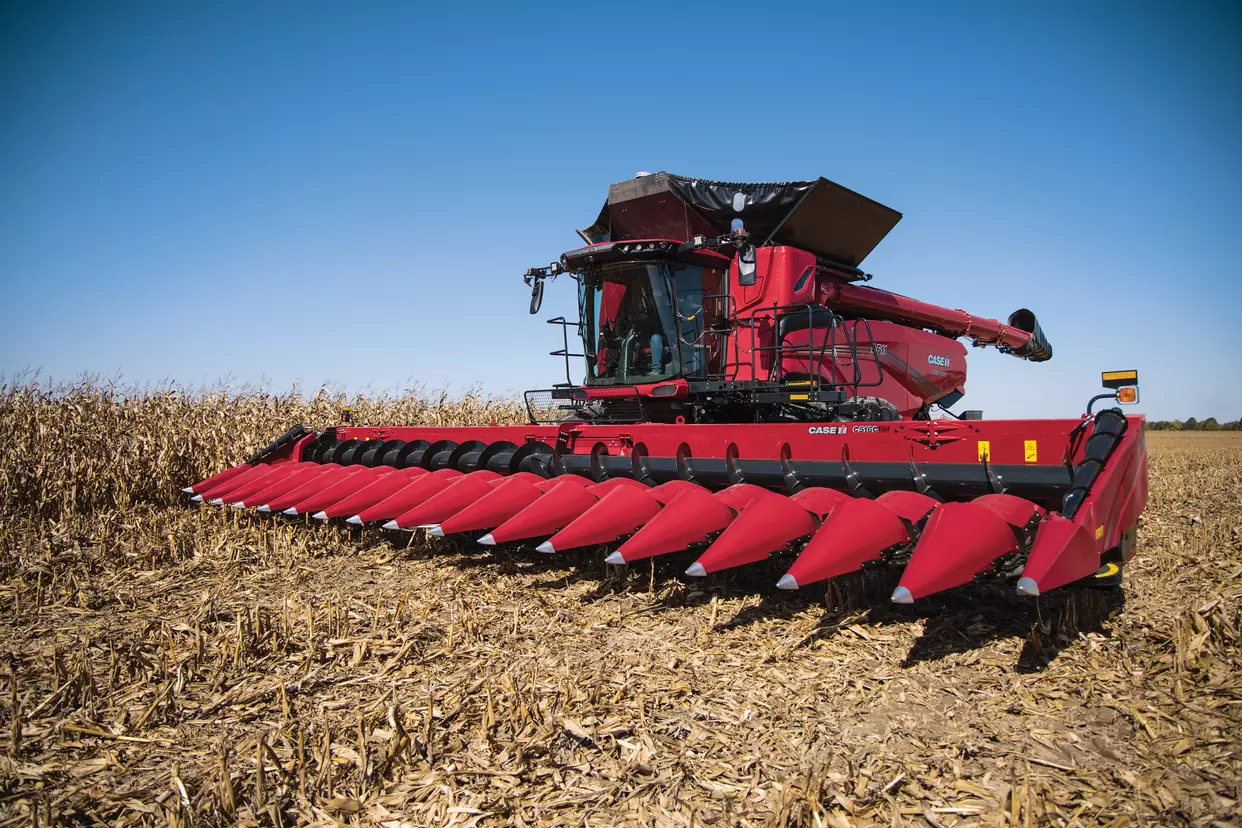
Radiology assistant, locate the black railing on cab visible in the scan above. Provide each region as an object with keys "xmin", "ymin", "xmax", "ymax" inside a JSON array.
[
  {"xmin": 544, "ymin": 316, "xmax": 585, "ymax": 387},
  {"xmin": 697, "ymin": 293, "xmax": 740, "ymax": 382}
]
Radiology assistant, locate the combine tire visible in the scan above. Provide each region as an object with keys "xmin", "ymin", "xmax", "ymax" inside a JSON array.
[
  {"xmin": 1079, "ymin": 521, "xmax": 1137, "ymax": 590},
  {"xmin": 1086, "ymin": 559, "xmax": 1124, "ymax": 589},
  {"xmin": 846, "ymin": 396, "xmax": 900, "ymax": 422}
]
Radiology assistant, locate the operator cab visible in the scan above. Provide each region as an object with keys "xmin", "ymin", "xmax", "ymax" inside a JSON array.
[{"xmin": 581, "ymin": 254, "xmax": 726, "ymax": 385}]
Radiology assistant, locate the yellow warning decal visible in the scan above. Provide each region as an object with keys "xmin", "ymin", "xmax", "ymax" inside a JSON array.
[
  {"xmin": 1094, "ymin": 562, "xmax": 1120, "ymax": 578},
  {"xmin": 977, "ymin": 441, "xmax": 991, "ymax": 461},
  {"xmin": 1095, "ymin": 525, "xmax": 1105, "ymax": 539},
  {"xmin": 1024, "ymin": 440, "xmax": 1038, "ymax": 462},
  {"xmin": 1101, "ymin": 370, "xmax": 1138, "ymax": 383}
]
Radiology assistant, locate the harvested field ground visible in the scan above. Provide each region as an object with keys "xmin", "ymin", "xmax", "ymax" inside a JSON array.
[{"xmin": 0, "ymin": 389, "xmax": 1239, "ymax": 826}]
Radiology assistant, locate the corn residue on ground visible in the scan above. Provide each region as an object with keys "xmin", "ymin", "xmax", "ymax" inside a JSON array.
[{"xmin": 0, "ymin": 385, "xmax": 1239, "ymax": 826}]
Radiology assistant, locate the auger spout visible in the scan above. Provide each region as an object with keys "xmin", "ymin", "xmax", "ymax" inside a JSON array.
[{"xmin": 820, "ymin": 283, "xmax": 1053, "ymax": 361}]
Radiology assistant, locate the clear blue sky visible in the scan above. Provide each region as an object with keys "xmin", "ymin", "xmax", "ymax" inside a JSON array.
[{"xmin": 2, "ymin": 1, "xmax": 1239, "ymax": 420}]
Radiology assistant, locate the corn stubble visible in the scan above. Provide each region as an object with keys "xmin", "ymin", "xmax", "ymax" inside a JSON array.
[{"xmin": 0, "ymin": 382, "xmax": 1239, "ymax": 826}]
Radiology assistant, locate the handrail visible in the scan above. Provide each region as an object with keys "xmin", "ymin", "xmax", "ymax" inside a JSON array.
[
  {"xmin": 749, "ymin": 302, "xmax": 884, "ymax": 400},
  {"xmin": 545, "ymin": 316, "xmax": 585, "ymax": 387}
]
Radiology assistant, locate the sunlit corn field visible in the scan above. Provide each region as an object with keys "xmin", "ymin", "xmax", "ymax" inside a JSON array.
[{"xmin": 0, "ymin": 382, "xmax": 1238, "ymax": 826}]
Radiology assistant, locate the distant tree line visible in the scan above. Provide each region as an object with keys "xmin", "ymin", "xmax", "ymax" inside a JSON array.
[{"xmin": 1147, "ymin": 417, "xmax": 1242, "ymax": 431}]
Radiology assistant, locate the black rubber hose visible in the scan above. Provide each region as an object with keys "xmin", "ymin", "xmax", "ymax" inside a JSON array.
[{"xmin": 245, "ymin": 424, "xmax": 309, "ymax": 465}]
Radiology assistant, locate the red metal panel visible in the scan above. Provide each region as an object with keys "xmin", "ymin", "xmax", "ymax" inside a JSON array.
[
  {"xmin": 186, "ymin": 464, "xmax": 251, "ymax": 494},
  {"xmin": 207, "ymin": 465, "xmax": 293, "ymax": 505},
  {"xmin": 216, "ymin": 464, "xmax": 305, "ymax": 506},
  {"xmin": 263, "ymin": 466, "xmax": 361, "ymax": 512},
  {"xmin": 319, "ymin": 467, "xmax": 428, "ymax": 519},
  {"xmin": 439, "ymin": 481, "xmax": 538, "ymax": 534},
  {"xmin": 320, "ymin": 417, "xmax": 1103, "ymax": 468},
  {"xmin": 783, "ymin": 492, "xmax": 936, "ymax": 589},
  {"xmin": 393, "ymin": 471, "xmax": 506, "ymax": 529},
  {"xmin": 355, "ymin": 469, "xmax": 467, "ymax": 522},
  {"xmin": 610, "ymin": 485, "xmax": 739, "ymax": 564},
  {"xmin": 193, "ymin": 464, "xmax": 275, "ymax": 500},
  {"xmin": 1019, "ymin": 421, "xmax": 1147, "ymax": 594},
  {"xmin": 688, "ymin": 489, "xmax": 824, "ymax": 575},
  {"xmin": 543, "ymin": 484, "xmax": 663, "ymax": 553},
  {"xmin": 292, "ymin": 467, "xmax": 391, "ymax": 515},
  {"xmin": 250, "ymin": 464, "xmax": 341, "ymax": 510}
]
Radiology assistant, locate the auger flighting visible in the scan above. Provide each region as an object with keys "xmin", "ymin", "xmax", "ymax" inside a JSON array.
[{"xmin": 185, "ymin": 173, "xmax": 1148, "ymax": 602}]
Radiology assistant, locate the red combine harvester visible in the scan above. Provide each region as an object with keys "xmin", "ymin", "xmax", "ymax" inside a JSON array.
[{"xmin": 184, "ymin": 173, "xmax": 1148, "ymax": 602}]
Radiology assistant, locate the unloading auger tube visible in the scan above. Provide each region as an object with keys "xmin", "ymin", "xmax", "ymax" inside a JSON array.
[{"xmin": 183, "ymin": 173, "xmax": 1148, "ymax": 603}]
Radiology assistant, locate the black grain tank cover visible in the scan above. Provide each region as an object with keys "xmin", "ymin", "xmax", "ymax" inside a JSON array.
[{"xmin": 578, "ymin": 172, "xmax": 902, "ymax": 269}]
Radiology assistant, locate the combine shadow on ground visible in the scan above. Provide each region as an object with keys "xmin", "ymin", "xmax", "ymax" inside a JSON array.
[
  {"xmin": 895, "ymin": 583, "xmax": 1126, "ymax": 672},
  {"xmin": 657, "ymin": 563, "xmax": 901, "ymax": 634},
  {"xmin": 399, "ymin": 534, "xmax": 623, "ymax": 592},
  {"xmin": 698, "ymin": 560, "xmax": 837, "ymax": 629},
  {"xmin": 1012, "ymin": 586, "xmax": 1126, "ymax": 672},
  {"xmin": 708, "ymin": 590, "xmax": 825, "ymax": 631},
  {"xmin": 614, "ymin": 552, "xmax": 825, "ymax": 618},
  {"xmin": 678, "ymin": 563, "xmax": 1127, "ymax": 673}
]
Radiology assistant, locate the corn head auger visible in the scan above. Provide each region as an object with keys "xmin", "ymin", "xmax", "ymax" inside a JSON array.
[{"xmin": 184, "ymin": 173, "xmax": 1148, "ymax": 602}]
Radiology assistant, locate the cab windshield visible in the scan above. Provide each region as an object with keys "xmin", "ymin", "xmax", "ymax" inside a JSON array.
[{"xmin": 581, "ymin": 260, "xmax": 725, "ymax": 385}]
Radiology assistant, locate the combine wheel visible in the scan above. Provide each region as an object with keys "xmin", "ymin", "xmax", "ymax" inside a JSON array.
[
  {"xmin": 844, "ymin": 396, "xmax": 900, "ymax": 422},
  {"xmin": 1085, "ymin": 559, "xmax": 1123, "ymax": 589},
  {"xmin": 1078, "ymin": 520, "xmax": 1137, "ymax": 590}
]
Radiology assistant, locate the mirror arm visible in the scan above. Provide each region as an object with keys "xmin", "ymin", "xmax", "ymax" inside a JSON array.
[
  {"xmin": 523, "ymin": 262, "xmax": 564, "ymax": 286},
  {"xmin": 525, "ymin": 262, "xmax": 563, "ymax": 316}
]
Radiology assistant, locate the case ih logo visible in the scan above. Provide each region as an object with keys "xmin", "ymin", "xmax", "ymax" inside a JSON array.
[
  {"xmin": 809, "ymin": 425, "xmax": 885, "ymax": 435},
  {"xmin": 928, "ymin": 354, "xmax": 951, "ymax": 368}
]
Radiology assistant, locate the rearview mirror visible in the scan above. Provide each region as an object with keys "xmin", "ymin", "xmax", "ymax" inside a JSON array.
[
  {"xmin": 529, "ymin": 280, "xmax": 544, "ymax": 315},
  {"xmin": 737, "ymin": 246, "xmax": 757, "ymax": 286}
]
